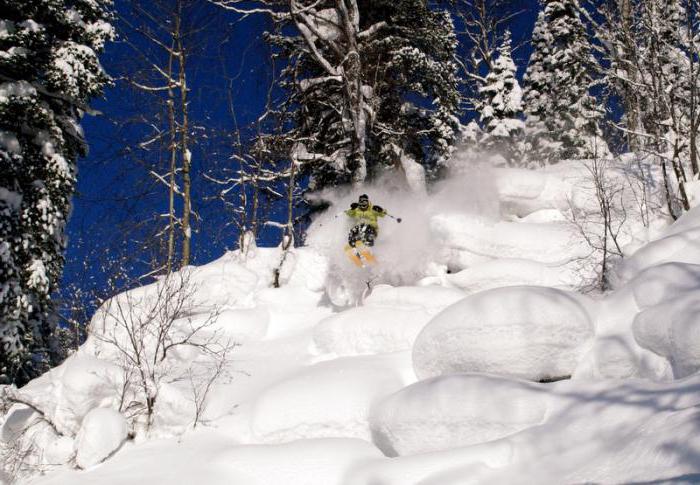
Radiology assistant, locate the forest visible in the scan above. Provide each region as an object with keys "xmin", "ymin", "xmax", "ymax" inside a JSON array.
[{"xmin": 2, "ymin": 1, "xmax": 700, "ymax": 483}]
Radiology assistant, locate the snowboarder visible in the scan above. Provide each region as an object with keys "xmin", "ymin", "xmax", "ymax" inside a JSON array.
[{"xmin": 344, "ymin": 194, "xmax": 401, "ymax": 266}]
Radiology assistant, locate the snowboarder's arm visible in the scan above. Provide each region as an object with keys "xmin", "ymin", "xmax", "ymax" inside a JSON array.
[{"xmin": 372, "ymin": 205, "xmax": 387, "ymax": 218}]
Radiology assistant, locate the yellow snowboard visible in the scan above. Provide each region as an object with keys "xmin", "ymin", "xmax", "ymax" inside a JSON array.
[{"xmin": 344, "ymin": 241, "xmax": 376, "ymax": 267}]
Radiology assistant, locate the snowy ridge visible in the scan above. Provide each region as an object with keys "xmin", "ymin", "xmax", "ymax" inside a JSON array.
[{"xmin": 3, "ymin": 157, "xmax": 700, "ymax": 484}]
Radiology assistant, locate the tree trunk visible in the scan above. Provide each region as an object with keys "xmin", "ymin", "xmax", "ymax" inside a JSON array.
[
  {"xmin": 166, "ymin": 42, "xmax": 178, "ymax": 274},
  {"xmin": 176, "ymin": 3, "xmax": 192, "ymax": 267}
]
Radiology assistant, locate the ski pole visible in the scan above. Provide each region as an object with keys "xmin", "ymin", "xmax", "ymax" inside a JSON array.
[{"xmin": 387, "ymin": 214, "xmax": 402, "ymax": 223}]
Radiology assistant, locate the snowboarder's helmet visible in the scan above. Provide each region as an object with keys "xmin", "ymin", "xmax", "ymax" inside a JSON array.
[{"xmin": 358, "ymin": 194, "xmax": 369, "ymax": 209}]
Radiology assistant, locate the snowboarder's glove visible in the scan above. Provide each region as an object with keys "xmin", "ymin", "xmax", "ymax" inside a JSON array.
[
  {"xmin": 350, "ymin": 202, "xmax": 359, "ymax": 209},
  {"xmin": 397, "ymin": 218, "xmax": 402, "ymax": 223}
]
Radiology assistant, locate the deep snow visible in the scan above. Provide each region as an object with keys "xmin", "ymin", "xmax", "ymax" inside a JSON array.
[{"xmin": 2, "ymin": 156, "xmax": 700, "ymax": 484}]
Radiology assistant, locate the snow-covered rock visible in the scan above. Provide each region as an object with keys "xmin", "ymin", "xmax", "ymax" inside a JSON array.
[
  {"xmin": 312, "ymin": 306, "xmax": 433, "ymax": 356},
  {"xmin": 633, "ymin": 292, "xmax": 700, "ymax": 378},
  {"xmin": 74, "ymin": 408, "xmax": 128, "ymax": 469},
  {"xmin": 413, "ymin": 286, "xmax": 594, "ymax": 381},
  {"xmin": 249, "ymin": 353, "xmax": 413, "ymax": 443},
  {"xmin": 369, "ymin": 374, "xmax": 547, "ymax": 456}
]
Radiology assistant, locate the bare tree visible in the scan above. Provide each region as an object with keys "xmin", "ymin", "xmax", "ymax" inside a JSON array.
[
  {"xmin": 92, "ymin": 272, "xmax": 235, "ymax": 432},
  {"xmin": 568, "ymin": 152, "xmax": 633, "ymax": 291},
  {"xmin": 118, "ymin": 0, "xmax": 216, "ymax": 272},
  {"xmin": 591, "ymin": 0, "xmax": 700, "ymax": 218},
  {"xmin": 0, "ymin": 387, "xmax": 69, "ymax": 482}
]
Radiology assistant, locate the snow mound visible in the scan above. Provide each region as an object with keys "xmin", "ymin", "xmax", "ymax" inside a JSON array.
[
  {"xmin": 573, "ymin": 286, "xmax": 672, "ymax": 381},
  {"xmin": 250, "ymin": 353, "xmax": 412, "ymax": 443},
  {"xmin": 663, "ymin": 203, "xmax": 700, "ymax": 237},
  {"xmin": 413, "ymin": 286, "xmax": 594, "ymax": 381},
  {"xmin": 369, "ymin": 374, "xmax": 547, "ymax": 456},
  {"xmin": 431, "ymin": 214, "xmax": 589, "ymax": 271},
  {"xmin": 19, "ymin": 354, "xmax": 123, "ymax": 434},
  {"xmin": 255, "ymin": 286, "xmax": 329, "ymax": 338},
  {"xmin": 354, "ymin": 376, "xmax": 700, "ymax": 485},
  {"xmin": 363, "ymin": 285, "xmax": 466, "ymax": 315},
  {"xmin": 205, "ymin": 307, "xmax": 269, "ymax": 342},
  {"xmin": 633, "ymin": 292, "xmax": 700, "ymax": 378},
  {"xmin": 442, "ymin": 258, "xmax": 577, "ymax": 295},
  {"xmin": 312, "ymin": 306, "xmax": 433, "ymax": 356},
  {"xmin": 74, "ymin": 408, "xmax": 128, "ymax": 469},
  {"xmin": 494, "ymin": 167, "xmax": 565, "ymax": 217},
  {"xmin": 626, "ymin": 262, "xmax": 700, "ymax": 310},
  {"xmin": 615, "ymin": 228, "xmax": 700, "ymax": 285}
]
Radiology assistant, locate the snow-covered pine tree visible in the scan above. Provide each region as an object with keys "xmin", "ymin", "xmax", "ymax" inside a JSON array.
[
  {"xmin": 477, "ymin": 31, "xmax": 525, "ymax": 165},
  {"xmin": 593, "ymin": 0, "xmax": 696, "ymax": 215},
  {"xmin": 0, "ymin": 0, "xmax": 113, "ymax": 385},
  {"xmin": 523, "ymin": 0, "xmax": 608, "ymax": 164}
]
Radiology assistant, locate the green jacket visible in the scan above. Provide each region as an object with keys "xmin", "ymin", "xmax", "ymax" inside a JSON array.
[{"xmin": 345, "ymin": 203, "xmax": 387, "ymax": 231}]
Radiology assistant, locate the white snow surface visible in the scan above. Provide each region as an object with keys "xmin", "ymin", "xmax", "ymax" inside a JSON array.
[
  {"xmin": 413, "ymin": 286, "xmax": 595, "ymax": 381},
  {"xmin": 74, "ymin": 408, "xmax": 128, "ymax": 469},
  {"xmin": 5, "ymin": 154, "xmax": 700, "ymax": 484},
  {"xmin": 370, "ymin": 373, "xmax": 547, "ymax": 456}
]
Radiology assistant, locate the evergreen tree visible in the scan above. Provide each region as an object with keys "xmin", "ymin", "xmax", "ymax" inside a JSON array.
[
  {"xmin": 477, "ymin": 31, "xmax": 524, "ymax": 164},
  {"xmin": 0, "ymin": 0, "xmax": 113, "ymax": 385},
  {"xmin": 523, "ymin": 0, "xmax": 608, "ymax": 164},
  {"xmin": 266, "ymin": 0, "xmax": 460, "ymax": 191}
]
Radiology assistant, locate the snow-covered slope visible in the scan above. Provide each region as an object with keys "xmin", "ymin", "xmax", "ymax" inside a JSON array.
[{"xmin": 3, "ymin": 157, "xmax": 700, "ymax": 484}]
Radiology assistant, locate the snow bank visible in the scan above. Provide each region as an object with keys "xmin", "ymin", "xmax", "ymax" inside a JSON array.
[
  {"xmin": 438, "ymin": 258, "xmax": 577, "ymax": 294},
  {"xmin": 0, "ymin": 406, "xmax": 73, "ymax": 478},
  {"xmin": 626, "ymin": 262, "xmax": 700, "ymax": 309},
  {"xmin": 573, "ymin": 286, "xmax": 672, "ymax": 381},
  {"xmin": 413, "ymin": 286, "xmax": 594, "ymax": 381},
  {"xmin": 633, "ymin": 292, "xmax": 700, "ymax": 378},
  {"xmin": 201, "ymin": 307, "xmax": 269, "ymax": 342},
  {"xmin": 212, "ymin": 438, "xmax": 382, "ymax": 485},
  {"xmin": 19, "ymin": 354, "xmax": 123, "ymax": 434},
  {"xmin": 34, "ymin": 431, "xmax": 382, "ymax": 485},
  {"xmin": 494, "ymin": 166, "xmax": 569, "ymax": 216},
  {"xmin": 312, "ymin": 306, "xmax": 433, "ymax": 356},
  {"xmin": 431, "ymin": 214, "xmax": 590, "ymax": 271},
  {"xmin": 255, "ymin": 286, "xmax": 330, "ymax": 338},
  {"xmin": 369, "ymin": 374, "xmax": 547, "ymax": 456},
  {"xmin": 615, "ymin": 227, "xmax": 700, "ymax": 284},
  {"xmin": 249, "ymin": 353, "xmax": 413, "ymax": 443},
  {"xmin": 74, "ymin": 408, "xmax": 128, "ymax": 469},
  {"xmin": 353, "ymin": 376, "xmax": 700, "ymax": 485},
  {"xmin": 363, "ymin": 285, "xmax": 466, "ymax": 315}
]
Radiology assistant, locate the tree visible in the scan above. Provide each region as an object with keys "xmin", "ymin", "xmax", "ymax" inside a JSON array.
[
  {"xmin": 0, "ymin": 0, "xmax": 113, "ymax": 385},
  {"xmin": 523, "ymin": 0, "xmax": 608, "ymax": 164},
  {"xmin": 477, "ymin": 31, "xmax": 525, "ymax": 164},
  {"xmin": 216, "ymin": 0, "xmax": 460, "ymax": 191},
  {"xmin": 593, "ymin": 0, "xmax": 697, "ymax": 217},
  {"xmin": 453, "ymin": 0, "xmax": 525, "ymax": 114},
  {"xmin": 118, "ymin": 0, "xmax": 216, "ymax": 273}
]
